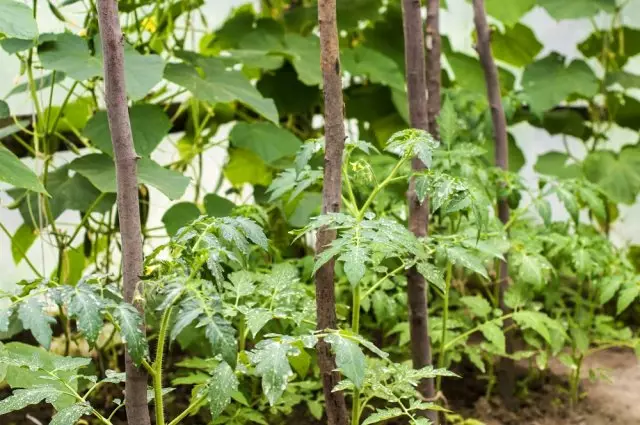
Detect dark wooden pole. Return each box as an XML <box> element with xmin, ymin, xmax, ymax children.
<box><xmin>472</xmin><ymin>0</ymin><xmax>517</xmax><ymax>408</ymax></box>
<box><xmin>426</xmin><ymin>0</ymin><xmax>442</xmax><ymax>140</ymax></box>
<box><xmin>315</xmin><ymin>1</ymin><xmax>349</xmax><ymax>424</ymax></box>
<box><xmin>401</xmin><ymin>1</ymin><xmax>438</xmax><ymax>423</ymax></box>
<box><xmin>96</xmin><ymin>1</ymin><xmax>151</xmax><ymax>423</ymax></box>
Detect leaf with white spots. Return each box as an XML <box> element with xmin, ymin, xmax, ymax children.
<box><xmin>385</xmin><ymin>129</ymin><xmax>439</xmax><ymax>167</ymax></box>
<box><xmin>326</xmin><ymin>334</ymin><xmax>366</xmax><ymax>389</ymax></box>
<box><xmin>208</xmin><ymin>361</ymin><xmax>238</xmax><ymax>419</ymax></box>
<box><xmin>245</xmin><ymin>308</ymin><xmax>272</xmax><ymax>338</ymax></box>
<box><xmin>200</xmin><ymin>315</ymin><xmax>237</xmax><ymax>368</ymax></box>
<box><xmin>249</xmin><ymin>340</ymin><xmax>294</xmax><ymax>406</ymax></box>
<box><xmin>111</xmin><ymin>303</ymin><xmax>148</xmax><ymax>366</ymax></box>
<box><xmin>0</xmin><ymin>386</ymin><xmax>62</xmax><ymax>415</ymax></box>
<box><xmin>65</xmin><ymin>284</ymin><xmax>104</xmax><ymax>347</ymax></box>
<box><xmin>339</xmin><ymin>246</ymin><xmax>367</xmax><ymax>288</ymax></box>
<box><xmin>50</xmin><ymin>402</ymin><xmax>92</xmax><ymax>425</ymax></box>
<box><xmin>18</xmin><ymin>298</ymin><xmax>56</xmax><ymax>349</ymax></box>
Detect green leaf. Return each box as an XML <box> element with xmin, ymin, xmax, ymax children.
<box><xmin>164</xmin><ymin>60</ymin><xmax>278</xmax><ymax>123</ymax></box>
<box><xmin>200</xmin><ymin>315</ymin><xmax>237</xmax><ymax>368</ymax></box>
<box><xmin>554</xmin><ymin>184</ymin><xmax>579</xmax><ymax>223</ymax></box>
<box><xmin>485</xmin><ymin>0</ymin><xmax>535</xmax><ymax>26</ymax></box>
<box><xmin>0</xmin><ymin>100</ymin><xmax>9</xmax><ymax>119</ymax></box>
<box><xmin>39</xmin><ymin>34</ymin><xmax>164</xmax><ymax>98</ymax></box>
<box><xmin>362</xmin><ymin>408</ymin><xmax>404</xmax><ymax>425</ymax></box>
<box><xmin>66</xmin><ymin>284</ymin><xmax>104</xmax><ymax>347</ymax></box>
<box><xmin>513</xmin><ymin>252</ymin><xmax>549</xmax><ymax>287</ymax></box>
<box><xmin>230</xmin><ymin>122</ymin><xmax>301</xmax><ymax>166</ymax></box>
<box><xmin>522</xmin><ymin>53</ymin><xmax>599</xmax><ymax>116</ymax></box>
<box><xmin>162</xmin><ymin>202</ymin><xmax>201</xmax><ymax>236</ymax></box>
<box><xmin>438</xmin><ymin>97</ymin><xmax>457</xmax><ymax>147</ymax></box>
<box><xmin>606</xmin><ymin>71</ymin><xmax>640</xmax><ymax>89</ymax></box>
<box><xmin>481</xmin><ymin>322</ymin><xmax>505</xmax><ymax>353</ymax></box>
<box><xmin>342</xmin><ymin>45</ymin><xmax>405</xmax><ymax>92</ymax></box>
<box><xmin>325</xmin><ymin>334</ymin><xmax>366</xmax><ymax>389</ymax></box>
<box><xmin>170</xmin><ymin>300</ymin><xmax>202</xmax><ymax>341</ymax></box>
<box><xmin>538</xmin><ymin>0</ymin><xmax>616</xmax><ymax>20</ymax></box>
<box><xmin>204</xmin><ymin>194</ymin><xmax>235</xmax><ymax>217</ymax></box>
<box><xmin>111</xmin><ymin>303</ymin><xmax>148</xmax><ymax>367</ymax></box>
<box><xmin>534</xmin><ymin>152</ymin><xmax>581</xmax><ymax>180</ymax></box>
<box><xmin>83</xmin><ymin>105</ymin><xmax>171</xmax><ymax>158</ymax></box>
<box><xmin>513</xmin><ymin>311</ymin><xmax>551</xmax><ymax>344</ymax></box>
<box><xmin>245</xmin><ymin>308</ymin><xmax>272</xmax><ymax>338</ymax></box>
<box><xmin>460</xmin><ymin>296</ymin><xmax>491</xmax><ymax>318</ymax></box>
<box><xmin>490</xmin><ymin>23</ymin><xmax>542</xmax><ymax>67</ymax></box>
<box><xmin>69</xmin><ymin>154</ymin><xmax>189</xmax><ymax>200</ymax></box>
<box><xmin>339</xmin><ymin>247</ymin><xmax>367</xmax><ymax>288</ymax></box>
<box><xmin>0</xmin><ymin>386</ymin><xmax>62</xmax><ymax>415</ymax></box>
<box><xmin>535</xmin><ymin>198</ymin><xmax>552</xmax><ymax>226</ymax></box>
<box><xmin>0</xmin><ymin>146</ymin><xmax>48</xmax><ymax>194</ymax></box>
<box><xmin>583</xmin><ymin>148</ymin><xmax>640</xmax><ymax>205</ymax></box>
<box><xmin>0</xmin><ymin>308</ymin><xmax>10</xmax><ymax>333</ymax></box>
<box><xmin>280</xmin><ymin>34</ymin><xmax>322</xmax><ymax>86</ymax></box>
<box><xmin>11</xmin><ymin>224</ymin><xmax>37</xmax><ymax>265</ymax></box>
<box><xmin>599</xmin><ymin>276</ymin><xmax>623</xmax><ymax>305</ymax></box>
<box><xmin>446</xmin><ymin>50</ymin><xmax>515</xmax><ymax>96</ymax></box>
<box><xmin>250</xmin><ymin>340</ymin><xmax>294</xmax><ymax>406</ymax></box>
<box><xmin>579</xmin><ymin>27</ymin><xmax>640</xmax><ymax>67</ymax></box>
<box><xmin>50</xmin><ymin>402</ymin><xmax>92</xmax><ymax>425</ymax></box>
<box><xmin>385</xmin><ymin>129</ymin><xmax>439</xmax><ymax>167</ymax></box>
<box><xmin>208</xmin><ymin>361</ymin><xmax>238</xmax><ymax>419</ymax></box>
<box><xmin>0</xmin><ymin>0</ymin><xmax>38</xmax><ymax>40</ymax></box>
<box><xmin>18</xmin><ymin>298</ymin><xmax>55</xmax><ymax>349</ymax></box>
<box><xmin>417</xmin><ymin>262</ymin><xmax>445</xmax><ymax>293</ymax></box>
<box><xmin>38</xmin><ymin>34</ymin><xmax>102</xmax><ymax>81</ymax></box>
<box><xmin>445</xmin><ymin>247</ymin><xmax>488</xmax><ymax>278</ymax></box>
<box><xmin>223</xmin><ymin>149</ymin><xmax>272</xmax><ymax>187</ymax></box>
<box><xmin>617</xmin><ymin>286</ymin><xmax>640</xmax><ymax>314</ymax></box>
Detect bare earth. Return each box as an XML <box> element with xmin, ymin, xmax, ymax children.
<box><xmin>468</xmin><ymin>348</ymin><xmax>640</xmax><ymax>425</ymax></box>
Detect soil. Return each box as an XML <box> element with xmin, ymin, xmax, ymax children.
<box><xmin>454</xmin><ymin>347</ymin><xmax>640</xmax><ymax>425</ymax></box>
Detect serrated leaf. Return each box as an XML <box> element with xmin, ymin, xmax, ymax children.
<box><xmin>599</xmin><ymin>276</ymin><xmax>623</xmax><ymax>305</ymax></box>
<box><xmin>250</xmin><ymin>340</ymin><xmax>294</xmax><ymax>406</ymax></box>
<box><xmin>417</xmin><ymin>262</ymin><xmax>445</xmax><ymax>292</ymax></box>
<box><xmin>535</xmin><ymin>198</ymin><xmax>552</xmax><ymax>226</ymax></box>
<box><xmin>340</xmin><ymin>247</ymin><xmax>367</xmax><ymax>288</ymax></box>
<box><xmin>481</xmin><ymin>322</ymin><xmax>505</xmax><ymax>353</ymax></box>
<box><xmin>617</xmin><ymin>286</ymin><xmax>640</xmax><ymax>315</ymax></box>
<box><xmin>0</xmin><ymin>386</ymin><xmax>62</xmax><ymax>415</ymax></box>
<box><xmin>18</xmin><ymin>298</ymin><xmax>55</xmax><ymax>349</ymax></box>
<box><xmin>66</xmin><ymin>284</ymin><xmax>104</xmax><ymax>346</ymax></box>
<box><xmin>245</xmin><ymin>308</ymin><xmax>272</xmax><ymax>338</ymax></box>
<box><xmin>513</xmin><ymin>311</ymin><xmax>551</xmax><ymax>344</ymax></box>
<box><xmin>385</xmin><ymin>129</ymin><xmax>439</xmax><ymax>167</ymax></box>
<box><xmin>234</xmin><ymin>217</ymin><xmax>269</xmax><ymax>251</ymax></box>
<box><xmin>325</xmin><ymin>334</ymin><xmax>366</xmax><ymax>389</ymax></box>
<box><xmin>460</xmin><ymin>296</ymin><xmax>491</xmax><ymax>318</ymax></box>
<box><xmin>111</xmin><ymin>303</ymin><xmax>148</xmax><ymax>366</ymax></box>
<box><xmin>50</xmin><ymin>401</ymin><xmax>92</xmax><ymax>425</ymax></box>
<box><xmin>362</xmin><ymin>407</ymin><xmax>404</xmax><ymax>425</ymax></box>
<box><xmin>0</xmin><ymin>307</ymin><xmax>11</xmax><ymax>333</ymax></box>
<box><xmin>208</xmin><ymin>361</ymin><xmax>238</xmax><ymax>419</ymax></box>
<box><xmin>445</xmin><ymin>247</ymin><xmax>488</xmax><ymax>278</ymax></box>
<box><xmin>200</xmin><ymin>315</ymin><xmax>237</xmax><ymax>368</ymax></box>
<box><xmin>171</xmin><ymin>300</ymin><xmax>202</xmax><ymax>341</ymax></box>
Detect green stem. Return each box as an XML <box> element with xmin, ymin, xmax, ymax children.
<box><xmin>153</xmin><ymin>307</ymin><xmax>173</xmax><ymax>425</ymax></box>
<box><xmin>443</xmin><ymin>313</ymin><xmax>514</xmax><ymax>351</ymax></box>
<box><xmin>436</xmin><ymin>261</ymin><xmax>452</xmax><ymax>392</ymax></box>
<box><xmin>351</xmin><ymin>283</ymin><xmax>361</xmax><ymax>424</ymax></box>
<box><xmin>357</xmin><ymin>159</ymin><xmax>406</xmax><ymax>220</ymax></box>
<box><xmin>167</xmin><ymin>394</ymin><xmax>206</xmax><ymax>425</ymax></box>
<box><xmin>361</xmin><ymin>263</ymin><xmax>406</xmax><ymax>300</ymax></box>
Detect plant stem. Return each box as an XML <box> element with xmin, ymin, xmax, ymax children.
<box><xmin>436</xmin><ymin>261</ymin><xmax>452</xmax><ymax>391</ymax></box>
<box><xmin>153</xmin><ymin>307</ymin><xmax>174</xmax><ymax>425</ymax></box>
<box><xmin>352</xmin><ymin>283</ymin><xmax>361</xmax><ymax>424</ymax></box>
<box><xmin>357</xmin><ymin>159</ymin><xmax>405</xmax><ymax>220</ymax></box>
<box><xmin>167</xmin><ymin>394</ymin><xmax>207</xmax><ymax>425</ymax></box>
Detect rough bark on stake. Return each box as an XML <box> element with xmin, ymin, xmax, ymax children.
<box><xmin>426</xmin><ymin>0</ymin><xmax>442</xmax><ymax>139</ymax></box>
<box><xmin>471</xmin><ymin>0</ymin><xmax>517</xmax><ymax>408</ymax></box>
<box><xmin>315</xmin><ymin>1</ymin><xmax>349</xmax><ymax>425</ymax></box>
<box><xmin>401</xmin><ymin>0</ymin><xmax>438</xmax><ymax>423</ymax></box>
<box><xmin>96</xmin><ymin>1</ymin><xmax>151</xmax><ymax>424</ymax></box>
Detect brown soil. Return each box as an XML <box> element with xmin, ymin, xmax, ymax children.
<box><xmin>460</xmin><ymin>348</ymin><xmax>640</xmax><ymax>425</ymax></box>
